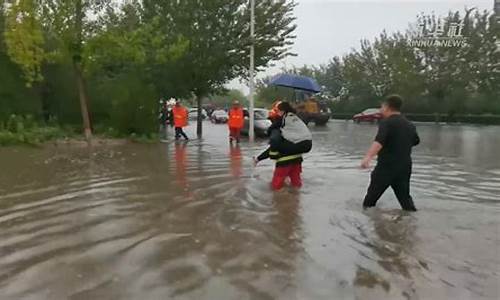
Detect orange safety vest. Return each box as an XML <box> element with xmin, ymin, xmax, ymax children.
<box><xmin>172</xmin><ymin>106</ymin><xmax>188</xmax><ymax>128</ymax></box>
<box><xmin>228</xmin><ymin>107</ymin><xmax>244</xmax><ymax>129</ymax></box>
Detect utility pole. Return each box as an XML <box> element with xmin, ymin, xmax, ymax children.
<box><xmin>249</xmin><ymin>0</ymin><xmax>255</xmax><ymax>142</ymax></box>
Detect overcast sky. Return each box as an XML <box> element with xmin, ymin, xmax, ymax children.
<box><xmin>228</xmin><ymin>0</ymin><xmax>494</xmax><ymax>93</ymax></box>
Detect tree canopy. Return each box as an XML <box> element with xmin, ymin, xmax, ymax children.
<box><xmin>256</xmin><ymin>9</ymin><xmax>500</xmax><ymax>115</ymax></box>
<box><xmin>1</xmin><ymin>0</ymin><xmax>298</xmax><ymax>137</ymax></box>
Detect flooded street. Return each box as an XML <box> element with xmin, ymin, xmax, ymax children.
<box><xmin>0</xmin><ymin>121</ymin><xmax>499</xmax><ymax>300</ymax></box>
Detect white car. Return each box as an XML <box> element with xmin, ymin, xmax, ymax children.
<box><xmin>241</xmin><ymin>108</ymin><xmax>272</xmax><ymax>137</ymax></box>
<box><xmin>189</xmin><ymin>108</ymin><xmax>208</xmax><ymax>120</ymax></box>
<box><xmin>211</xmin><ymin>110</ymin><xmax>229</xmax><ymax>123</ymax></box>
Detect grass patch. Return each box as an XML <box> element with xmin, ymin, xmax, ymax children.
<box><xmin>0</xmin><ymin>115</ymin><xmax>75</xmax><ymax>146</ymax></box>
<box><xmin>0</xmin><ymin>115</ymin><xmax>161</xmax><ymax>146</ymax></box>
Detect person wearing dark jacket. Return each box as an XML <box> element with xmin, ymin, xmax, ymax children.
<box><xmin>360</xmin><ymin>95</ymin><xmax>420</xmax><ymax>211</ymax></box>
<box><xmin>254</xmin><ymin>102</ymin><xmax>312</xmax><ymax>190</ymax></box>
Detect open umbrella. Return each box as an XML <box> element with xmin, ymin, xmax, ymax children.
<box><xmin>268</xmin><ymin>74</ymin><xmax>322</xmax><ymax>93</ymax></box>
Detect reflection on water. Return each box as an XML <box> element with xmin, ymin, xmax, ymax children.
<box><xmin>0</xmin><ymin>121</ymin><xmax>498</xmax><ymax>299</ymax></box>
<box><xmin>173</xmin><ymin>142</ymin><xmax>189</xmax><ymax>193</ymax></box>
<box><xmin>229</xmin><ymin>145</ymin><xmax>243</xmax><ymax>178</ymax></box>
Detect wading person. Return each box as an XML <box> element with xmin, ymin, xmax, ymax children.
<box><xmin>254</xmin><ymin>102</ymin><xmax>312</xmax><ymax>190</ymax></box>
<box><xmin>360</xmin><ymin>95</ymin><xmax>420</xmax><ymax>211</ymax></box>
<box><xmin>172</xmin><ymin>100</ymin><xmax>189</xmax><ymax>141</ymax></box>
<box><xmin>228</xmin><ymin>101</ymin><xmax>244</xmax><ymax>144</ymax></box>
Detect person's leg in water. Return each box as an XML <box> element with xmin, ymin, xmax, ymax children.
<box><xmin>175</xmin><ymin>127</ymin><xmax>181</xmax><ymax>140</ymax></box>
<box><xmin>362</xmin><ymin>165</ymin><xmax>392</xmax><ymax>209</ymax></box>
<box><xmin>289</xmin><ymin>162</ymin><xmax>302</xmax><ymax>188</ymax></box>
<box><xmin>229</xmin><ymin>127</ymin><xmax>239</xmax><ymax>143</ymax></box>
<box><xmin>391</xmin><ymin>165</ymin><xmax>417</xmax><ymax>211</ymax></box>
<box><xmin>271</xmin><ymin>165</ymin><xmax>289</xmax><ymax>190</ymax></box>
<box><xmin>235</xmin><ymin>128</ymin><xmax>241</xmax><ymax>143</ymax></box>
<box><xmin>179</xmin><ymin>127</ymin><xmax>188</xmax><ymax>140</ymax></box>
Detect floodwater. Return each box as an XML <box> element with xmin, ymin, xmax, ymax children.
<box><xmin>0</xmin><ymin>121</ymin><xmax>499</xmax><ymax>300</ymax></box>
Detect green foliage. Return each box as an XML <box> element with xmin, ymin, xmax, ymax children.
<box><xmin>141</xmin><ymin>0</ymin><xmax>297</xmax><ymax>135</ymax></box>
<box><xmin>3</xmin><ymin>0</ymin><xmax>45</xmax><ymax>85</ymax></box>
<box><xmin>1</xmin><ymin>0</ymin><xmax>297</xmax><ymax>139</ymax></box>
<box><xmin>255</xmin><ymin>80</ymin><xmax>296</xmax><ymax>107</ymax></box>
<box><xmin>6</xmin><ymin>2</ymin><xmax>498</xmax><ymax>144</ymax></box>
<box><xmin>141</xmin><ymin>0</ymin><xmax>297</xmax><ymax>98</ymax></box>
<box><xmin>207</xmin><ymin>89</ymin><xmax>249</xmax><ymax>108</ymax></box>
<box><xmin>258</xmin><ymin>9</ymin><xmax>500</xmax><ymax>116</ymax></box>
<box><xmin>0</xmin><ymin>53</ymin><xmax>41</xmax><ymax>120</ymax></box>
<box><xmin>88</xmin><ymin>71</ymin><xmax>158</xmax><ymax>135</ymax></box>
<box><xmin>0</xmin><ymin>115</ymin><xmax>74</xmax><ymax>146</ymax></box>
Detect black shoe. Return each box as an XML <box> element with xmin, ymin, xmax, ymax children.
<box><xmin>403</xmin><ymin>207</ymin><xmax>417</xmax><ymax>212</ymax></box>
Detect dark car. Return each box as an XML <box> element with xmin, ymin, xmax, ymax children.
<box><xmin>210</xmin><ymin>110</ymin><xmax>228</xmax><ymax>124</ymax></box>
<box><xmin>353</xmin><ymin>108</ymin><xmax>382</xmax><ymax>123</ymax></box>
<box><xmin>241</xmin><ymin>108</ymin><xmax>272</xmax><ymax>137</ymax></box>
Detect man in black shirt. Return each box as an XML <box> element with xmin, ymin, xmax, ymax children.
<box><xmin>360</xmin><ymin>95</ymin><xmax>420</xmax><ymax>211</ymax></box>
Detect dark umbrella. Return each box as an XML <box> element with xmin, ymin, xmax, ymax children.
<box><xmin>268</xmin><ymin>74</ymin><xmax>322</xmax><ymax>93</ymax></box>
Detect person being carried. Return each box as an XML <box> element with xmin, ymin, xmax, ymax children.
<box><xmin>228</xmin><ymin>101</ymin><xmax>244</xmax><ymax>144</ymax></box>
<box><xmin>254</xmin><ymin>102</ymin><xmax>312</xmax><ymax>190</ymax></box>
<box><xmin>360</xmin><ymin>94</ymin><xmax>420</xmax><ymax>211</ymax></box>
<box><xmin>172</xmin><ymin>100</ymin><xmax>189</xmax><ymax>141</ymax></box>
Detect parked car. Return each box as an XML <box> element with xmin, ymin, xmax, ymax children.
<box><xmin>211</xmin><ymin>109</ymin><xmax>228</xmax><ymax>123</ymax></box>
<box><xmin>189</xmin><ymin>108</ymin><xmax>208</xmax><ymax>120</ymax></box>
<box><xmin>241</xmin><ymin>108</ymin><xmax>272</xmax><ymax>137</ymax></box>
<box><xmin>353</xmin><ymin>108</ymin><xmax>382</xmax><ymax>123</ymax></box>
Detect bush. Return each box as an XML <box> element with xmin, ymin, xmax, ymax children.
<box><xmin>89</xmin><ymin>71</ymin><xmax>159</xmax><ymax>136</ymax></box>
<box><xmin>0</xmin><ymin>115</ymin><xmax>73</xmax><ymax>146</ymax></box>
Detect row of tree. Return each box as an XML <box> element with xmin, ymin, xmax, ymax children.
<box><xmin>257</xmin><ymin>9</ymin><xmax>500</xmax><ymax>115</ymax></box>
<box><xmin>0</xmin><ymin>0</ymin><xmax>297</xmax><ymax>138</ymax></box>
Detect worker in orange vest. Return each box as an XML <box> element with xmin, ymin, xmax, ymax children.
<box><xmin>172</xmin><ymin>100</ymin><xmax>189</xmax><ymax>141</ymax></box>
<box><xmin>228</xmin><ymin>101</ymin><xmax>244</xmax><ymax>143</ymax></box>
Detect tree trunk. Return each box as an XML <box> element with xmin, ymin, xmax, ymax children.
<box><xmin>37</xmin><ymin>81</ymin><xmax>51</xmax><ymax>122</ymax></box>
<box><xmin>73</xmin><ymin>60</ymin><xmax>92</xmax><ymax>141</ymax></box>
<box><xmin>73</xmin><ymin>0</ymin><xmax>91</xmax><ymax>142</ymax></box>
<box><xmin>196</xmin><ymin>95</ymin><xmax>203</xmax><ymax>137</ymax></box>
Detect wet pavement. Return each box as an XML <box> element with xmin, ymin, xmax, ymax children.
<box><xmin>0</xmin><ymin>121</ymin><xmax>499</xmax><ymax>300</ymax></box>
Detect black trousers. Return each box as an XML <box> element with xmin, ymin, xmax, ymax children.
<box><xmin>175</xmin><ymin>127</ymin><xmax>188</xmax><ymax>140</ymax></box>
<box><xmin>363</xmin><ymin>163</ymin><xmax>417</xmax><ymax>211</ymax></box>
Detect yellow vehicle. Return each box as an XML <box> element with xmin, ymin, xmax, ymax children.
<box><xmin>270</xmin><ymin>97</ymin><xmax>330</xmax><ymax>125</ymax></box>
<box><xmin>267</xmin><ymin>74</ymin><xmax>330</xmax><ymax>125</ymax></box>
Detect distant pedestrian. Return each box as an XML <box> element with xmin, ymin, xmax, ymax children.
<box><xmin>228</xmin><ymin>101</ymin><xmax>244</xmax><ymax>143</ymax></box>
<box><xmin>360</xmin><ymin>95</ymin><xmax>420</xmax><ymax>211</ymax></box>
<box><xmin>172</xmin><ymin>100</ymin><xmax>189</xmax><ymax>141</ymax></box>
